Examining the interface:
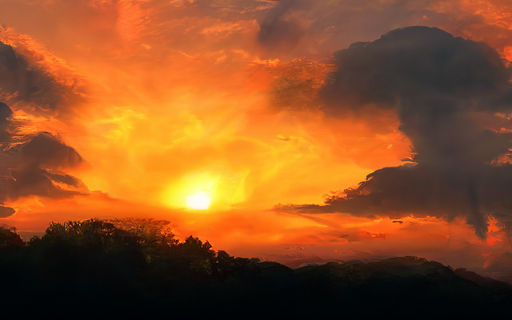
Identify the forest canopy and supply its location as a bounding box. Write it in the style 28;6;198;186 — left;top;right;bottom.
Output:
1;218;512;317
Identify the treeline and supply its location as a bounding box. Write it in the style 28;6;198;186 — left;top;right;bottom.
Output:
1;219;511;317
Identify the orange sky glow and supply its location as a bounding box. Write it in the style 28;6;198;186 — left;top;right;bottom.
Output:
1;0;512;282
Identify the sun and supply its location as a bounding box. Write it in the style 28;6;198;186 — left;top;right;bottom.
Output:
186;191;211;210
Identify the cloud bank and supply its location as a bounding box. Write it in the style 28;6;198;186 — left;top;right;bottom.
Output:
0;102;86;217
0;41;84;114
0;40;87;217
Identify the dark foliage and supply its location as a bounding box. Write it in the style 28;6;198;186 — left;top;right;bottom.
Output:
1;219;511;317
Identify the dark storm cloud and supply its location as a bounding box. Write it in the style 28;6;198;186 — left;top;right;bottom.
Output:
257;0;306;52
0;101;13;142
0;41;84;114
282;27;512;239
0;102;85;217
0;40;87;217
0;206;15;218
20;132;82;168
256;0;512;58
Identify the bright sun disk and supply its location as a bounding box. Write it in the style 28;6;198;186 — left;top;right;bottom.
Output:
186;192;211;210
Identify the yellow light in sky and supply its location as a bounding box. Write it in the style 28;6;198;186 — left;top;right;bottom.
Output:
186;191;211;210
161;171;246;210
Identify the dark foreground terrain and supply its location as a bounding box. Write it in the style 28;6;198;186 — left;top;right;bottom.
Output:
1;219;511;317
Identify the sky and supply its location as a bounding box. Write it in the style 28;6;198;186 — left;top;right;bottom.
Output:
1;0;512;281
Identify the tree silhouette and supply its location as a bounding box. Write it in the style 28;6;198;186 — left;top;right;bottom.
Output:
0;226;23;248
0;219;511;317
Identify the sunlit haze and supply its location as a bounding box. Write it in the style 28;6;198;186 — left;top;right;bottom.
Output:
186;192;211;210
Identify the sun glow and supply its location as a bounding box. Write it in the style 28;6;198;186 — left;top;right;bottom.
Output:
186;191;211;210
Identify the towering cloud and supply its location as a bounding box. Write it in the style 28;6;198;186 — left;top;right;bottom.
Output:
284;27;512;239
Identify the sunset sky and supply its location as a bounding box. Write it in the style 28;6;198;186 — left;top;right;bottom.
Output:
1;0;512;281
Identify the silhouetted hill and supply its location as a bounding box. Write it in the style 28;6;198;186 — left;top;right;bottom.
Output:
1;219;511;317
